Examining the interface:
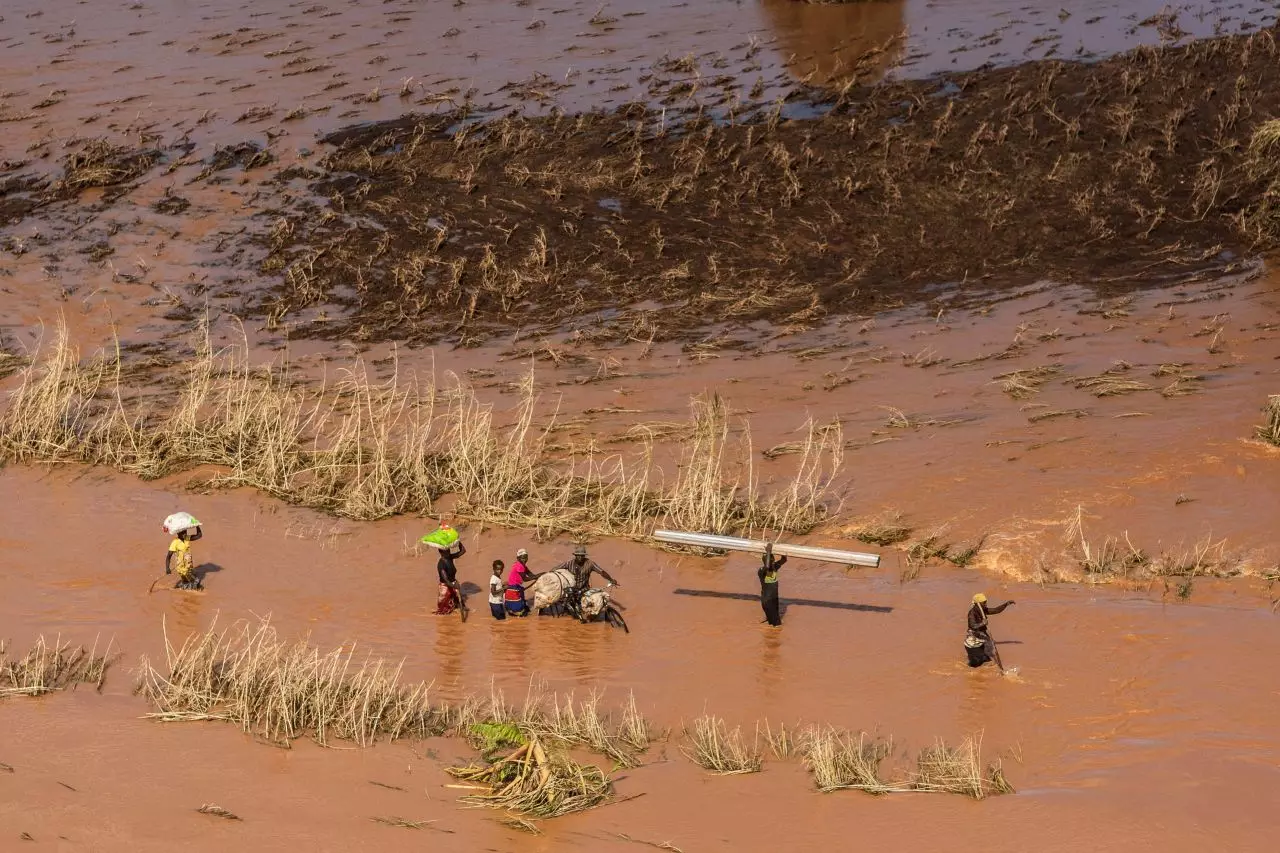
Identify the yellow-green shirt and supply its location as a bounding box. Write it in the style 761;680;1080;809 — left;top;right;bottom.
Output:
169;538;193;576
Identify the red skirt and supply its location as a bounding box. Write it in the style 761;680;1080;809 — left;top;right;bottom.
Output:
435;583;458;615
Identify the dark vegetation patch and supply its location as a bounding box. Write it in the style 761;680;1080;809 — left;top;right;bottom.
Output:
255;27;1280;346
192;141;275;182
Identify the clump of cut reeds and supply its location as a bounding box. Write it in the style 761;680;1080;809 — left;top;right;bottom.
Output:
994;364;1062;399
1071;363;1153;397
682;715;762;774
0;636;116;697
1255;395;1280;446
911;735;1012;800
0;351;25;380
1249;119;1280;158
801;726;901;794
57;139;160;192
197;804;241;821
446;736;612;818
134;618;449;747
843;511;912;546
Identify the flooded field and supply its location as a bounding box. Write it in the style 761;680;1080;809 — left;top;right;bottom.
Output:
3;0;1280;850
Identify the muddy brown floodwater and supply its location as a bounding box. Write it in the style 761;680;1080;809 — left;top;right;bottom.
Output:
4;0;1280;850
1;461;1280;851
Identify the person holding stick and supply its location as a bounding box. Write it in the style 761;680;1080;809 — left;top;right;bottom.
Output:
758;543;786;627
964;593;1014;668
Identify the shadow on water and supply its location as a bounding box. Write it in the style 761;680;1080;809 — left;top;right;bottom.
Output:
673;588;893;614
193;563;224;582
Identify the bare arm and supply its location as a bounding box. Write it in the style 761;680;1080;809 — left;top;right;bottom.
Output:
187;527;203;542
165;551;174;574
985;601;1014;616
592;562;618;585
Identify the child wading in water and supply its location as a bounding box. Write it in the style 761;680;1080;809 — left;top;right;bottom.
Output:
759;543;786;626
489;560;507;621
166;525;203;590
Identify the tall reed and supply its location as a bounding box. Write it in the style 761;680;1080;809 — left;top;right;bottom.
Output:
0;322;842;539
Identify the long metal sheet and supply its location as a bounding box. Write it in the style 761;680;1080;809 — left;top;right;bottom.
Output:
652;530;881;568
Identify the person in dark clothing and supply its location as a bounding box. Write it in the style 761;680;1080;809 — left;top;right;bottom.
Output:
551;545;619;613
435;540;466;615
758;543;786;627
964;593;1014;667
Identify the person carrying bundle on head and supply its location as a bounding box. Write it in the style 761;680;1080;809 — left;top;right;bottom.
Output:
964;593;1015;667
163;513;203;591
422;523;466;616
758;542;786;627
504;548;537;617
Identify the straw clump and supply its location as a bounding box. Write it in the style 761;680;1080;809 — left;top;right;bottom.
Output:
446;736;612;818
801;726;901;794
681;715;763;774
1;636;117;697
1256;395;1280;446
0;323;841;540
134;618;449;746
57;139;161;193
912;735;1013;800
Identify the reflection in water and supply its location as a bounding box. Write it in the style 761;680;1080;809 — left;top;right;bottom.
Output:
759;0;907;84
759;629;783;697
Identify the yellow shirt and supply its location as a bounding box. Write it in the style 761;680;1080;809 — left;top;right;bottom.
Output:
169;538;193;576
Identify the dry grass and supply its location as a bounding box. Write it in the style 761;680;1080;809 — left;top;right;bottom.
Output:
843;512;913;546
197;804;242;821
1071;363;1153;397
1;636;116;697
135;618;449;746
1065;506;1149;577
801;727;901;794
57;139;160;192
446;737;612;818
681;715;762;774
1256;395;1280;446
0;323;840;540
994;364;1062;399
912;735;1013;800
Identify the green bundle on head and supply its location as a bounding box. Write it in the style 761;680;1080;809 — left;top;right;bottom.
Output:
421;526;459;549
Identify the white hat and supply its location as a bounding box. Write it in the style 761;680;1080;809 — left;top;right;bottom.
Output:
516;548;529;558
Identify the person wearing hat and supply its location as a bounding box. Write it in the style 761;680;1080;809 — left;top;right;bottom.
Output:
504;548;539;617
551;545;619;614
965;593;1014;667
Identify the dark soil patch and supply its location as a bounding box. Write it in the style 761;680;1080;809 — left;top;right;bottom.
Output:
252;25;1280;347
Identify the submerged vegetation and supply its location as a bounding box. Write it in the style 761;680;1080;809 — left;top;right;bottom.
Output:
246;27;1280;348
0;636;116;698
0;324;839;540
131;619;1013;812
1257;395;1280;446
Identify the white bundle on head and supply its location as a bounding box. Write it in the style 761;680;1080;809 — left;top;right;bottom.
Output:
163;512;201;536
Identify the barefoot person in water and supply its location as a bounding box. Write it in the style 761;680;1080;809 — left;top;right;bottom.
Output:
964;593;1015;667
759;543;786;627
435;537;466;615
166;525;203;590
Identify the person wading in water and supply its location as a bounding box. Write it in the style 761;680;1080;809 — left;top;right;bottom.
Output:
758;543;786;627
504;548;537;617
166;525;203;590
435;539;466;616
489;560;507;621
552;545;619;614
965;593;1015;667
